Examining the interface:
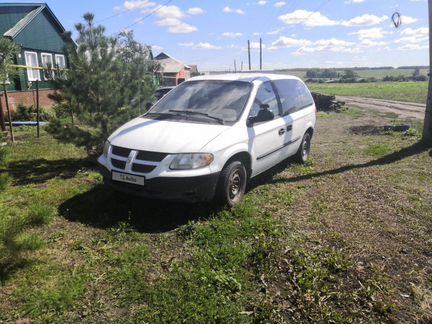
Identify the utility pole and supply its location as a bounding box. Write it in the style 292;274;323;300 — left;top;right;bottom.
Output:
241;61;243;71
423;0;432;145
248;40;251;71
260;38;262;71
234;59;237;73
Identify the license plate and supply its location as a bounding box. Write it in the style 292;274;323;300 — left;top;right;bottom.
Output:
112;171;145;186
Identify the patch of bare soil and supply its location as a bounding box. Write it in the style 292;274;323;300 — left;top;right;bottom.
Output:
336;96;426;119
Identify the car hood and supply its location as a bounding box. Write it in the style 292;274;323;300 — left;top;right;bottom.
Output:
108;117;229;153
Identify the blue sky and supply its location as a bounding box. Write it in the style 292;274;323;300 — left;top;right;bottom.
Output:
13;0;430;71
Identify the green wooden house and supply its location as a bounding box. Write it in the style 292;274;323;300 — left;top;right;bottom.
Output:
0;2;68;107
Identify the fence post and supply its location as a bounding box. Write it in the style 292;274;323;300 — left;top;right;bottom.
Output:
2;82;14;142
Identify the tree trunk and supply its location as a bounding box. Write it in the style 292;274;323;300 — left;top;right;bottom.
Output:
423;0;432;145
0;94;5;131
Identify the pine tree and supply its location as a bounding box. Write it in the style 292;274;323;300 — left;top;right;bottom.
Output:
47;13;159;154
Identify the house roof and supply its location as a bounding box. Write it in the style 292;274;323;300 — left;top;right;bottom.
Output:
1;3;66;39
155;52;191;73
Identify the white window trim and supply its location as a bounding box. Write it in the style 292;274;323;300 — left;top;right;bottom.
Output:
55;54;66;68
24;51;40;81
41;52;54;80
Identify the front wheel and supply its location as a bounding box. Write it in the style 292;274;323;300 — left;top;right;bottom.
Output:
294;132;312;163
217;161;247;207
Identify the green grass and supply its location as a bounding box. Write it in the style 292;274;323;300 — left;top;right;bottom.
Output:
309;82;428;104
0;114;431;323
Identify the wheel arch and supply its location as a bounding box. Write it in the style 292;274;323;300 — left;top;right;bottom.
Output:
223;152;252;178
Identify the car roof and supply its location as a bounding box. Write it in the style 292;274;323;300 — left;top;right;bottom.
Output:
188;73;302;83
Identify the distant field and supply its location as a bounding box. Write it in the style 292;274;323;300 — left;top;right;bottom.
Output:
308;82;428;104
271;68;428;80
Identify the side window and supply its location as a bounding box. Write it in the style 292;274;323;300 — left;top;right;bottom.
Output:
249;81;280;119
297;81;314;108
273;80;300;115
274;80;314;115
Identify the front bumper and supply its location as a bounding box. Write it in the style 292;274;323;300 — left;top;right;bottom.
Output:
98;164;220;203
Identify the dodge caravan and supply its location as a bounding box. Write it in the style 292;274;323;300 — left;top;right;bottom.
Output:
98;74;316;206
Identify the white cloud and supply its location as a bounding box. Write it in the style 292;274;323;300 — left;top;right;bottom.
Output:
258;1;268;5
396;27;428;45
274;1;286;8
401;27;428;36
278;10;338;27
156;18;197;33
266;28;284;35
187;7;205;15
344;0;365;4
360;39;387;47
223;6;245;15
253;32;262;36
156;18;182;27
222;32;243;38
168;22;197;33
398;43;428;50
154;5;185;19
293;38;357;56
249;41;266;50
151;45;163;52
179;42;221;50
153;6;198;34
341;14;388;27
350;27;390;40
400;16;418;25
394;35;428;43
116;0;155;11
269;36;312;50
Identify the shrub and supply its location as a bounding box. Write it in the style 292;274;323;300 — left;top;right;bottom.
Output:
11;104;51;121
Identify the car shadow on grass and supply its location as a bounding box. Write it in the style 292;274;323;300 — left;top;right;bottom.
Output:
270;142;429;185
5;158;96;185
59;184;223;233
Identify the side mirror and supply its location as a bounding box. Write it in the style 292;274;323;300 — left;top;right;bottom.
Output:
247;104;274;126
145;102;153;111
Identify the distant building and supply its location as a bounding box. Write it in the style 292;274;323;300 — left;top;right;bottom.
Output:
154;52;199;86
0;2;68;109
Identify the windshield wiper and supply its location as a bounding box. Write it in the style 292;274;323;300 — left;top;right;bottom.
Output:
169;109;225;124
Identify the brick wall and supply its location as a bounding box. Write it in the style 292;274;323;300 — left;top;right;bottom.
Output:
0;89;56;113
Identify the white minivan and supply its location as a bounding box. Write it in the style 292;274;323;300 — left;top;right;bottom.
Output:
98;74;316;206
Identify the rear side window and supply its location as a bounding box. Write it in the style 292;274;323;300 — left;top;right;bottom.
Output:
273;80;314;115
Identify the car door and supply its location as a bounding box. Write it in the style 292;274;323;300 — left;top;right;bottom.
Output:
247;81;286;177
273;79;311;158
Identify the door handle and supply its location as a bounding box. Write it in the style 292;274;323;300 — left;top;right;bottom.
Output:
287;125;293;132
278;128;286;136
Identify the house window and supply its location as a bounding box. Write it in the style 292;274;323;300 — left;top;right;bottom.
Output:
41;53;54;80
24;51;40;81
55;54;66;78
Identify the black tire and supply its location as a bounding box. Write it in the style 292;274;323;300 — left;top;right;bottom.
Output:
217;161;247;207
294;132;312;164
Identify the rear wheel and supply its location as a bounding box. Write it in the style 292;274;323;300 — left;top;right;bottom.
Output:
294;132;312;163
217;161;247;207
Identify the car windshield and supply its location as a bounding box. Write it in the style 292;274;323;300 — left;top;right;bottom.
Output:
146;80;252;124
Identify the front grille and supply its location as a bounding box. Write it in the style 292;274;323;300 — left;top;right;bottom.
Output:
136;150;167;162
110;145;167;174
111;158;126;169
112;146;131;157
132;164;156;173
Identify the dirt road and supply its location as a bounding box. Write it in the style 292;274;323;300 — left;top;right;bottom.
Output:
336;95;426;119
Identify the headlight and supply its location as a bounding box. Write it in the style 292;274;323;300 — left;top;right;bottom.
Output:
170;153;214;170
103;140;111;158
